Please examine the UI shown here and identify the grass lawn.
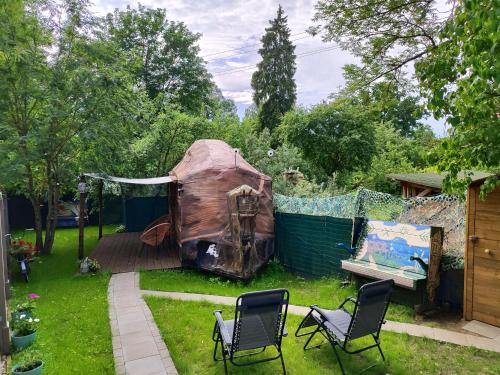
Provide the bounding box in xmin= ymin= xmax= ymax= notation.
xmin=145 ymin=296 xmax=500 ymax=375
xmin=140 ymin=263 xmax=415 ymax=323
xmin=9 ymin=225 xmax=116 ymax=374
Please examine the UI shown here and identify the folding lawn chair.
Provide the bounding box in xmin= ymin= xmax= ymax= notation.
xmin=295 ymin=279 xmax=394 ymax=374
xmin=212 ymin=288 xmax=289 ymax=374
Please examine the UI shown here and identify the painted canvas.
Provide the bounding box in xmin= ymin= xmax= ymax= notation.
xmin=355 ymin=220 xmax=431 ymax=275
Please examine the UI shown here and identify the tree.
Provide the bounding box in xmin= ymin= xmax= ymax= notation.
xmin=106 ymin=5 xmax=214 ymax=114
xmin=312 ymin=0 xmax=445 ymax=86
xmin=0 ymin=0 xmax=140 ymax=254
xmin=416 ymin=0 xmax=499 ymax=194
xmin=312 ymin=0 xmax=499 ymax=194
xmin=280 ymin=102 xmax=376 ymax=178
xmin=251 ymin=5 xmax=296 ymax=132
xmin=334 ymin=65 xmax=427 ymax=137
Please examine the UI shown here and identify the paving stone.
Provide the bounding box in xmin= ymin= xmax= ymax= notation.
xmin=125 ymin=355 xmax=165 ymax=375
xmin=463 ymin=320 xmax=500 ymax=339
xmin=122 ymin=340 xmax=160 ymax=362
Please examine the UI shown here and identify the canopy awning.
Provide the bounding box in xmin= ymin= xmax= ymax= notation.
xmin=84 ymin=173 xmax=175 ymax=185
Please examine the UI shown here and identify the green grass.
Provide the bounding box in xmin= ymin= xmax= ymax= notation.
xmin=145 ymin=296 xmax=500 ymax=375
xmin=9 ymin=225 xmax=117 ymax=374
xmin=140 ymin=262 xmax=415 ymax=323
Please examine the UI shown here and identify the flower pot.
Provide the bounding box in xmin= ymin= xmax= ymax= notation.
xmin=12 ymin=331 xmax=36 ymax=349
xmin=11 ymin=311 xmax=32 ymax=321
xmin=12 ymin=360 xmax=43 ymax=375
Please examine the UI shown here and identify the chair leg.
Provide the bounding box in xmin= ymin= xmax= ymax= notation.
xmin=331 ymin=343 xmax=346 ymax=375
xmin=303 ymin=325 xmax=326 ymax=351
xmin=373 ymin=336 xmax=385 ymax=361
xmin=279 ymin=350 xmax=286 ymax=375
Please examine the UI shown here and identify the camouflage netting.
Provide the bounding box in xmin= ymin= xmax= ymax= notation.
xmin=274 ymin=188 xmax=465 ymax=271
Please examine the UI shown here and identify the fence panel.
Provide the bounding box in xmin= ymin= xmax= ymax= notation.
xmin=275 ymin=212 xmax=354 ymax=278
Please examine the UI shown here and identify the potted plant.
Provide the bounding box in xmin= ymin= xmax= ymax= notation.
xmin=11 ymin=315 xmax=40 ymax=349
xmin=11 ymin=294 xmax=39 ymax=320
xmin=12 ymin=352 xmax=43 ymax=374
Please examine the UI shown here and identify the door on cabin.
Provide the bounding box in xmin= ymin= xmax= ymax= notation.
xmin=468 ymin=185 xmax=500 ymax=327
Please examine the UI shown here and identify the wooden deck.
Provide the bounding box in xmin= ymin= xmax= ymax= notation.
xmin=90 ymin=232 xmax=181 ymax=274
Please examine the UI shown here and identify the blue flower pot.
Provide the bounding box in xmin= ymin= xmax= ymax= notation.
xmin=12 ymin=331 xmax=36 ymax=349
xmin=12 ymin=361 xmax=43 ymax=374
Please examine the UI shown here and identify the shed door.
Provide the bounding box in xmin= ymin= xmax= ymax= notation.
xmin=469 ymin=186 xmax=500 ymax=326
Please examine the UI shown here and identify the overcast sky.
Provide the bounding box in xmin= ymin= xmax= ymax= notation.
xmin=91 ymin=0 xmax=448 ymax=136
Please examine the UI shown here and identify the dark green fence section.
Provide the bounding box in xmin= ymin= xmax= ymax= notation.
xmin=275 ymin=212 xmax=354 ymax=278
xmin=125 ymin=196 xmax=168 ymax=232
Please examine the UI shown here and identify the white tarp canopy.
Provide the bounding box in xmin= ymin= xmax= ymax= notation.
xmin=84 ymin=173 xmax=175 ymax=185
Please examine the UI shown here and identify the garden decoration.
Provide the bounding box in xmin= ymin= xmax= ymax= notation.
xmin=9 ymin=239 xmax=37 ymax=282
xmin=11 ymin=315 xmax=40 ymax=349
xmin=79 ymin=257 xmax=101 ymax=274
xmin=167 ymin=140 xmax=275 ymax=280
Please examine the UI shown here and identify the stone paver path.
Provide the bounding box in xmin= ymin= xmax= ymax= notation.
xmin=141 ymin=290 xmax=500 ymax=354
xmin=108 ymin=273 xmax=177 ymax=375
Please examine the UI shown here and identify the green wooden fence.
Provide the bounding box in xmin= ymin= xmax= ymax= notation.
xmin=274 ymin=212 xmax=354 ymax=278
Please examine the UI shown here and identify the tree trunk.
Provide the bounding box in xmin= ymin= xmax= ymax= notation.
xmin=25 ymin=165 xmax=43 ymax=253
xmin=42 ymin=163 xmax=59 ymax=255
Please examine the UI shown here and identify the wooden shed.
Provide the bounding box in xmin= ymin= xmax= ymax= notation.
xmin=464 ymin=179 xmax=500 ymax=327
xmin=387 ymin=172 xmax=492 ymax=198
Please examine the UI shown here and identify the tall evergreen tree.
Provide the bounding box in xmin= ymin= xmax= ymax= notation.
xmin=251 ymin=5 xmax=296 ymax=132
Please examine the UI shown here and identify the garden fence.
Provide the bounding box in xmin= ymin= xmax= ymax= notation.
xmin=274 ymin=212 xmax=354 ymax=278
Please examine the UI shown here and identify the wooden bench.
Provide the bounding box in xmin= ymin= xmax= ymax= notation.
xmin=342 ymin=220 xmax=443 ymax=301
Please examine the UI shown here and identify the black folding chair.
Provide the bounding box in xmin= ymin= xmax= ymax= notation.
xmin=212 ymin=288 xmax=289 ymax=374
xmin=295 ymin=279 xmax=394 ymax=374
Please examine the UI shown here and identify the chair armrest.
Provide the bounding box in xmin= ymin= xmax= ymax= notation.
xmin=213 ymin=310 xmax=231 ymax=344
xmin=310 ymin=305 xmax=331 ymax=322
xmin=339 ymin=297 xmax=357 ymax=309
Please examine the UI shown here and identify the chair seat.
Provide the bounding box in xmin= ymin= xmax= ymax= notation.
xmin=313 ymin=308 xmax=351 ymax=342
xmin=218 ymin=318 xmax=288 ymax=347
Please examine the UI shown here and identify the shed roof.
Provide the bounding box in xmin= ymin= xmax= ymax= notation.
xmin=387 ymin=171 xmax=493 ymax=189
xmin=170 ymin=139 xmax=270 ymax=181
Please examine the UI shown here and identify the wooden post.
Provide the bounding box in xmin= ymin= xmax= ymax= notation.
xmin=0 ymin=193 xmax=11 ymax=354
xmin=78 ymin=175 xmax=87 ymax=260
xmin=98 ymin=180 xmax=103 ymax=240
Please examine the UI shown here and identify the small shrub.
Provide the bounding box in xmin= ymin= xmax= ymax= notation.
xmin=88 ymin=258 xmax=101 ymax=273
xmin=115 ymin=225 xmax=126 ymax=233
xmin=11 ymin=315 xmax=40 ymax=336
xmin=13 ymin=350 xmax=43 ymax=372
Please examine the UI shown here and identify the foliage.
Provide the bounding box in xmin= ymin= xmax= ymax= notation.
xmin=12 ymin=314 xmax=40 ymax=336
xmin=280 ymin=102 xmax=376 ymax=178
xmin=106 ymin=4 xmax=214 ymax=114
xmin=251 ymin=5 xmax=296 ymax=133
xmin=131 ymin=109 xmax=211 ymax=175
xmin=12 ymin=350 xmax=43 ymax=372
xmin=343 ymin=122 xmax=438 ymax=193
xmin=0 ymin=0 xmax=141 ymax=254
xmin=9 ymin=226 xmax=115 ymax=373
xmin=9 ymin=239 xmax=37 ymax=256
xmin=416 ymin=0 xmax=499 ymax=195
xmin=334 ymin=66 xmax=427 ymax=137
xmin=312 ymin=0 xmax=444 ymax=85
xmin=88 ymin=258 xmax=101 ymax=273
